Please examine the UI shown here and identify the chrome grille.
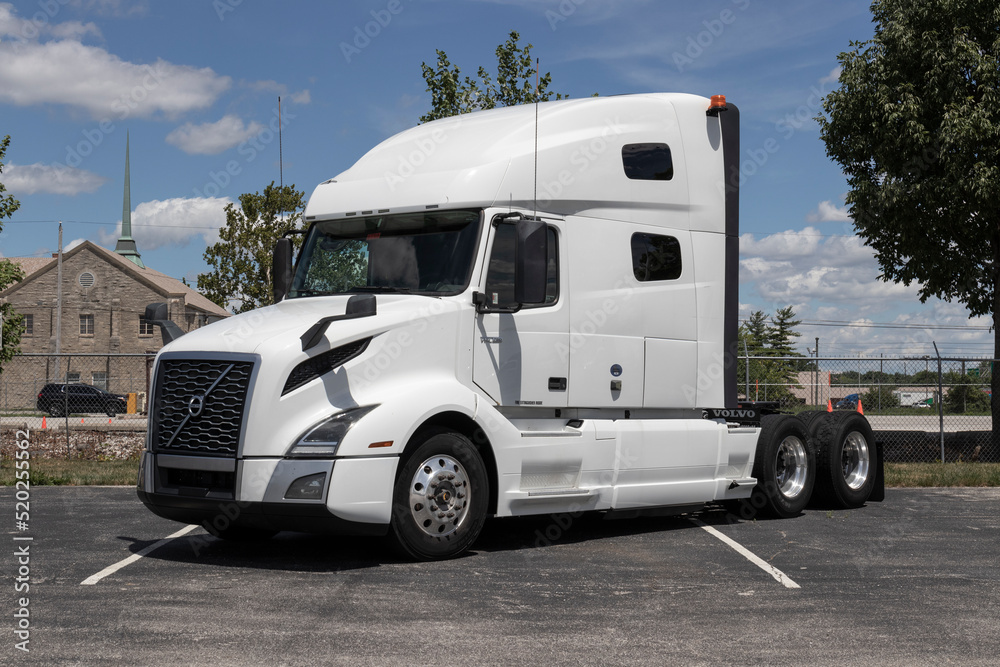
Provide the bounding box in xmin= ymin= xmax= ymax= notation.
xmin=153 ymin=359 xmax=254 ymax=457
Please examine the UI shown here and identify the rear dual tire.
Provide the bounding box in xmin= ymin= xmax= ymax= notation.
xmin=809 ymin=411 xmax=877 ymax=508
xmin=749 ymin=414 xmax=816 ymax=518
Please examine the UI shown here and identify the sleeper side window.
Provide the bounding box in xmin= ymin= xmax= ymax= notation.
xmin=631 ymin=233 xmax=682 ymax=282
xmin=484 ymin=224 xmax=559 ymax=308
xmin=622 ymin=143 xmax=674 ymax=181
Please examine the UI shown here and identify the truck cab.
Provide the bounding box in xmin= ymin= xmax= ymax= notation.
xmin=137 ymin=93 xmax=881 ymax=560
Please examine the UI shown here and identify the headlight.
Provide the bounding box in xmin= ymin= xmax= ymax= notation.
xmin=285 ymin=405 xmax=378 ymax=458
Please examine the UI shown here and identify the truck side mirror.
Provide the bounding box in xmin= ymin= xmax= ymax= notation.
xmin=143 ymin=302 xmax=186 ymax=345
xmin=515 ymin=219 xmax=548 ymax=305
xmin=273 ymin=237 xmax=294 ymax=303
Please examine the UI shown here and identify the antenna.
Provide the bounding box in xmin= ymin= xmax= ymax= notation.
xmin=533 ymin=58 xmax=539 ymax=219
xmin=278 ymin=95 xmax=283 ymax=189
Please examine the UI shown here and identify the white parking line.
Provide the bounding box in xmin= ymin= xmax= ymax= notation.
xmin=689 ymin=518 xmax=801 ymax=589
xmin=81 ymin=525 xmax=199 ymax=586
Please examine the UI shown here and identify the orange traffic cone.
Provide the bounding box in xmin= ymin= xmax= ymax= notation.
xmin=41 ymin=416 xmax=47 ymax=429
xmin=857 ymin=399 xmax=864 ymax=415
xmin=827 ymin=399 xmax=833 ymax=412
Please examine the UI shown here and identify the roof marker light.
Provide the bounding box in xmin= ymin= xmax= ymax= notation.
xmin=707 ymin=94 xmax=728 ymax=117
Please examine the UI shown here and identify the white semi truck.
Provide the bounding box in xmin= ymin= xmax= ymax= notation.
xmin=137 ymin=93 xmax=882 ymax=560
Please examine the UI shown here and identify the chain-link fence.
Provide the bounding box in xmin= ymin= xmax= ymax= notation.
xmin=741 ymin=354 xmax=997 ymax=463
xmin=0 ymin=353 xmax=152 ymax=459
xmin=2 ymin=352 xmax=997 ymax=463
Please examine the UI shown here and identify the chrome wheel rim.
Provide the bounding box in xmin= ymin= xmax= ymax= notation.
xmin=842 ymin=431 xmax=871 ymax=490
xmin=775 ymin=436 xmax=808 ymax=499
xmin=408 ymin=455 xmax=470 ymax=538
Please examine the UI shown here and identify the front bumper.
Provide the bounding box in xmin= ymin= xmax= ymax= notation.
xmin=136 ymin=488 xmax=388 ymax=536
xmin=136 ymin=451 xmax=397 ymax=535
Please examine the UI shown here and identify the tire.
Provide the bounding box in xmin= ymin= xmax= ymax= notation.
xmin=205 ymin=525 xmax=277 ymax=542
xmin=387 ymin=430 xmax=488 ymax=561
xmin=796 ymin=410 xmax=828 ymax=432
xmin=105 ymin=403 xmax=118 ymax=417
xmin=49 ymin=404 xmax=65 ymax=418
xmin=749 ymin=414 xmax=816 ymax=518
xmin=812 ymin=411 xmax=877 ymax=508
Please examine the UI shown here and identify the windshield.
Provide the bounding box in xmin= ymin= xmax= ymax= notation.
xmin=289 ymin=209 xmax=482 ymax=298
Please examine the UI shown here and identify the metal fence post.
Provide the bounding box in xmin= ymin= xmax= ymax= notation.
xmin=933 ymin=342 xmax=944 ymax=462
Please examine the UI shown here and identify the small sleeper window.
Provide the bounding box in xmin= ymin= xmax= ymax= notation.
xmin=622 ymin=143 xmax=673 ymax=181
xmin=631 ymin=233 xmax=682 ymax=282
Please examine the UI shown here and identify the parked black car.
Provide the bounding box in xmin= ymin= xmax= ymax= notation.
xmin=36 ymin=384 xmax=128 ymax=417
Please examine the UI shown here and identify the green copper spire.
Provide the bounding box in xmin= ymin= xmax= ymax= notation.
xmin=114 ymin=132 xmax=145 ymax=268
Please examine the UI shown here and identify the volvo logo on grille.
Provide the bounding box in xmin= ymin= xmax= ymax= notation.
xmin=187 ymin=394 xmax=206 ymax=418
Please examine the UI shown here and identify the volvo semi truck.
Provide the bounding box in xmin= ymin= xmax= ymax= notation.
xmin=137 ymin=93 xmax=882 ymax=560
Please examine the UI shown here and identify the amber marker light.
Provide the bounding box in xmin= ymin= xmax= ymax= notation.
xmin=368 ymin=441 xmax=394 ymax=448
xmin=707 ymin=94 xmax=728 ymax=116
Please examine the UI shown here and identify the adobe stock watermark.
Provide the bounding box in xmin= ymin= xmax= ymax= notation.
xmin=340 ymin=0 xmax=412 ymax=63
xmin=673 ymin=0 xmax=751 ymax=73
xmin=716 ymin=71 xmax=839 ymax=199
xmin=62 ymin=64 xmax=167 ymax=169
xmin=536 ymin=117 xmax=624 ymax=207
xmin=545 ymin=0 xmax=587 ymax=31
xmin=192 ymin=105 xmax=295 ymax=199
xmin=6 ymin=0 xmax=73 ymax=42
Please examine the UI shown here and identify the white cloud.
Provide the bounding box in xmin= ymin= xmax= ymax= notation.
xmin=739 ymin=228 xmax=916 ymax=304
xmin=47 ymin=20 xmax=102 ymax=40
xmin=807 ymin=200 xmax=851 ymax=223
xmin=65 ymin=238 xmax=87 ymax=252
xmin=0 ymin=5 xmax=230 ymax=120
xmin=819 ymin=66 xmax=842 ymax=85
xmin=98 ymin=197 xmax=231 ymax=250
xmin=290 ymin=89 xmax=311 ymax=104
xmin=165 ymin=115 xmax=265 ymax=155
xmin=1 ymin=162 xmax=107 ymax=195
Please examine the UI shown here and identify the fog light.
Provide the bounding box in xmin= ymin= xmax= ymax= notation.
xmin=285 ymin=472 xmax=327 ymax=500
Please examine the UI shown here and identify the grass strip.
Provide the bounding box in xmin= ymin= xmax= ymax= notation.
xmin=0 ymin=458 xmax=139 ymax=486
xmin=885 ymin=462 xmax=1000 ymax=487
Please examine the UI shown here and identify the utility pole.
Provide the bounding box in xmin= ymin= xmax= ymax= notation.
xmin=54 ymin=222 xmax=63 ymax=380
xmin=814 ymin=337 xmax=819 ymax=407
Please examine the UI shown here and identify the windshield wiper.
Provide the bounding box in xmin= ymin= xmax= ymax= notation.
xmin=349 ymin=286 xmax=413 ymax=294
xmin=290 ymin=289 xmax=339 ymax=297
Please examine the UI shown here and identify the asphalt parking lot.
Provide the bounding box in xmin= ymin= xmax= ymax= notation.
xmin=3 ymin=486 xmax=999 ymax=665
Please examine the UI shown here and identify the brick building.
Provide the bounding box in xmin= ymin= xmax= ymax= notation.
xmin=1 ymin=239 xmax=229 ymax=355
xmin=0 ymin=136 xmax=229 ymax=407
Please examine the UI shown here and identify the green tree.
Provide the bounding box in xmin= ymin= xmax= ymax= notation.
xmin=0 ymin=135 xmax=25 ymax=372
xmin=420 ymin=30 xmax=567 ymax=123
xmin=817 ymin=0 xmax=1000 ymax=447
xmin=738 ymin=307 xmax=804 ymax=405
xmin=945 ymin=373 xmax=991 ymax=414
xmin=198 ymin=183 xmax=306 ymax=314
xmin=861 ymin=384 xmax=900 ymax=411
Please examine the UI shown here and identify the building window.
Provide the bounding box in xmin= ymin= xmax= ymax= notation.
xmin=622 ymin=143 xmax=674 ymax=181
xmin=80 ymin=313 xmax=95 ymax=336
xmin=139 ymin=318 xmax=155 ymax=337
xmin=631 ymin=233 xmax=682 ymax=282
xmin=66 ymin=372 xmax=80 ymax=383
xmin=23 ymin=314 xmax=33 ymax=336
xmin=92 ymin=372 xmax=108 ymax=391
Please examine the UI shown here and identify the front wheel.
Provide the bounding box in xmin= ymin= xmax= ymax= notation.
xmin=387 ymin=431 xmax=488 ymax=561
xmin=749 ymin=414 xmax=816 ymax=518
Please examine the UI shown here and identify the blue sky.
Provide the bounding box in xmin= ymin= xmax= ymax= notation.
xmin=0 ymin=0 xmax=991 ymax=356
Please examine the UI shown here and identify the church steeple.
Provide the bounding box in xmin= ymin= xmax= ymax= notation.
xmin=114 ymin=132 xmax=145 ymax=268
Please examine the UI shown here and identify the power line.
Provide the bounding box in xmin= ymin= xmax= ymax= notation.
xmin=4 ymin=219 xmax=220 ymax=230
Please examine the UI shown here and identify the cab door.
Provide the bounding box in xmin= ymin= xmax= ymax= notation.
xmin=473 ymin=220 xmax=569 ymax=408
